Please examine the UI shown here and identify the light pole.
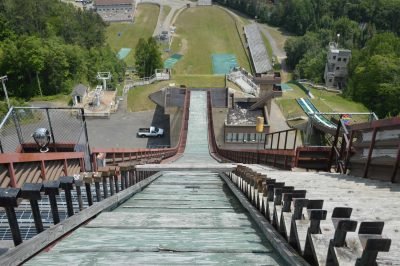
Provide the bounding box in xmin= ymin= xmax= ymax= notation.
xmin=0 ymin=75 xmax=10 ymax=109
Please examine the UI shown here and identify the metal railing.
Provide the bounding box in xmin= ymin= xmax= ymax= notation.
xmin=329 ymin=117 xmax=400 ymax=182
xmin=264 ymin=128 xmax=298 ymax=150
xmin=0 ymin=107 xmax=91 ymax=171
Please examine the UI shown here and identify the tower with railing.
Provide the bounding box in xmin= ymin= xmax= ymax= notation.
xmin=324 ymin=42 xmax=351 ymax=89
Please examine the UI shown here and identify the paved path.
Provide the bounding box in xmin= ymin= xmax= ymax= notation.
xmin=257 ymin=23 xmax=286 ymax=59
xmin=140 ymin=0 xmax=189 ymax=37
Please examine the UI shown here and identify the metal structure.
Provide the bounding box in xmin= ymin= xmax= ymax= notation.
xmin=0 ymin=107 xmax=91 ymax=170
xmin=86 ymin=85 xmax=104 ymax=109
xmin=96 ymin=72 xmax=112 ymax=91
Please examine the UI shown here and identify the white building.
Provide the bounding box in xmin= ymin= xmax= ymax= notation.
xmin=94 ymin=0 xmax=134 ymax=22
xmin=324 ymin=42 xmax=351 ymax=89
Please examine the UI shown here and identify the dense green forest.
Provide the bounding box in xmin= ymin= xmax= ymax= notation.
xmin=215 ymin=0 xmax=400 ymax=117
xmin=0 ymin=0 xmax=125 ymax=101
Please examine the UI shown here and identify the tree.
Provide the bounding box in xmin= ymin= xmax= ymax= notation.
xmin=284 ymin=32 xmax=321 ymax=70
xmin=0 ymin=0 xmax=124 ymax=99
xmin=332 ymin=17 xmax=361 ymax=48
xmin=20 ymin=36 xmax=46 ymax=96
xmin=134 ymin=37 xmax=162 ymax=77
xmin=295 ymin=50 xmax=326 ymax=82
xmin=346 ymin=33 xmax=400 ymax=117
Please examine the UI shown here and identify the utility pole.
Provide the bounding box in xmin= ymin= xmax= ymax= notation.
xmin=0 ymin=76 xmax=10 ymax=109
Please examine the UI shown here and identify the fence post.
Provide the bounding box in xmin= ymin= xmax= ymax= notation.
xmin=21 ymin=183 xmax=44 ymax=233
xmin=0 ymin=188 xmax=22 ymax=246
xmin=45 ymin=108 xmax=57 ymax=152
xmin=83 ymin=173 xmax=93 ymax=206
xmin=43 ymin=180 xmax=61 ymax=225
xmin=60 ymin=176 xmax=75 ymax=217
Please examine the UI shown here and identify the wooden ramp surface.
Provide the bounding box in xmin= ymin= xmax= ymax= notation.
xmin=26 ymin=172 xmax=286 ymax=265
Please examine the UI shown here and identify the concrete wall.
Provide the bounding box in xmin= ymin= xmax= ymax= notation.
xmin=167 ymin=106 xmax=183 ymax=148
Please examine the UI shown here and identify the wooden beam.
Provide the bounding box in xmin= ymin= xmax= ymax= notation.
xmin=350 ymin=117 xmax=400 ymax=131
xmin=0 ymin=152 xmax=84 ymax=164
xmin=135 ymin=163 xmax=237 ymax=172
xmin=40 ymin=161 xmax=46 ymax=181
xmin=363 ymin=128 xmax=378 ymax=179
xmin=7 ymin=163 xmax=17 ymax=188
xmin=391 ymin=142 xmax=400 ymax=183
xmin=220 ymin=173 xmax=309 ymax=266
xmin=0 ymin=172 xmax=162 ymax=265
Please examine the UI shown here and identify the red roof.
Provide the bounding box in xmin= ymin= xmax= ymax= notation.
xmin=95 ymin=0 xmax=133 ymax=6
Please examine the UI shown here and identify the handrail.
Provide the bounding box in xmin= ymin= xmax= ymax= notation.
xmin=0 ymin=152 xmax=84 ymax=164
xmin=350 ymin=116 xmax=399 ymax=131
xmin=263 ymin=128 xmax=298 ymax=150
xmin=329 ymin=117 xmax=400 ymax=178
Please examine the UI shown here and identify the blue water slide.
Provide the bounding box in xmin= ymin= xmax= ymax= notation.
xmin=296 ymin=98 xmax=337 ymax=129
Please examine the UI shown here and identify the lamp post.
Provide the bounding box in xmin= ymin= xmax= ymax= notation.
xmin=0 ymin=75 xmax=10 ymax=109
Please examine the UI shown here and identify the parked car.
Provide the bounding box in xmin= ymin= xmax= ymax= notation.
xmin=137 ymin=126 xmax=164 ymax=138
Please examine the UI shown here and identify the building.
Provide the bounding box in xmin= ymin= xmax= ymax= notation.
xmin=324 ymin=42 xmax=351 ymax=89
xmin=71 ymin=84 xmax=88 ymax=106
xmin=94 ymin=0 xmax=134 ymax=22
xmin=197 ymin=0 xmax=212 ymax=6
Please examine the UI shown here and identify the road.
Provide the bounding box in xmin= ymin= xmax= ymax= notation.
xmin=139 ymin=0 xmax=190 ymax=37
xmin=257 ymin=23 xmax=288 ymax=73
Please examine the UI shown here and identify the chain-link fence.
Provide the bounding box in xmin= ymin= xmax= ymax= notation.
xmin=0 ymin=107 xmax=91 ymax=170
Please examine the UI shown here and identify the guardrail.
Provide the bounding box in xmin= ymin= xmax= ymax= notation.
xmin=0 ymin=152 xmax=85 ymax=188
xmin=330 ymin=117 xmax=400 ymax=182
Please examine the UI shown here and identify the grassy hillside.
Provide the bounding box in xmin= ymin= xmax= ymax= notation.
xmin=106 ymin=4 xmax=160 ymax=66
xmin=170 ymin=6 xmax=251 ymax=74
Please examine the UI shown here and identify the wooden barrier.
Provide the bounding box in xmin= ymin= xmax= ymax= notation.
xmin=227 ymin=168 xmax=392 ymax=265
xmin=0 ymin=166 xmax=159 ymax=252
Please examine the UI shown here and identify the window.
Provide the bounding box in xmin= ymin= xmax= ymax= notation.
xmin=333 ymin=56 xmax=336 ymax=60
xmin=225 ymin=133 xmax=233 ymax=142
xmin=237 ymin=133 xmax=244 ymax=142
xmin=343 ymin=58 xmax=347 ymax=62
xmin=338 ymin=57 xmax=342 ymax=61
xmin=257 ymin=133 xmax=265 ymax=143
xmin=329 ymin=79 xmax=332 ymax=82
xmin=336 ymin=67 xmax=340 ymax=70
